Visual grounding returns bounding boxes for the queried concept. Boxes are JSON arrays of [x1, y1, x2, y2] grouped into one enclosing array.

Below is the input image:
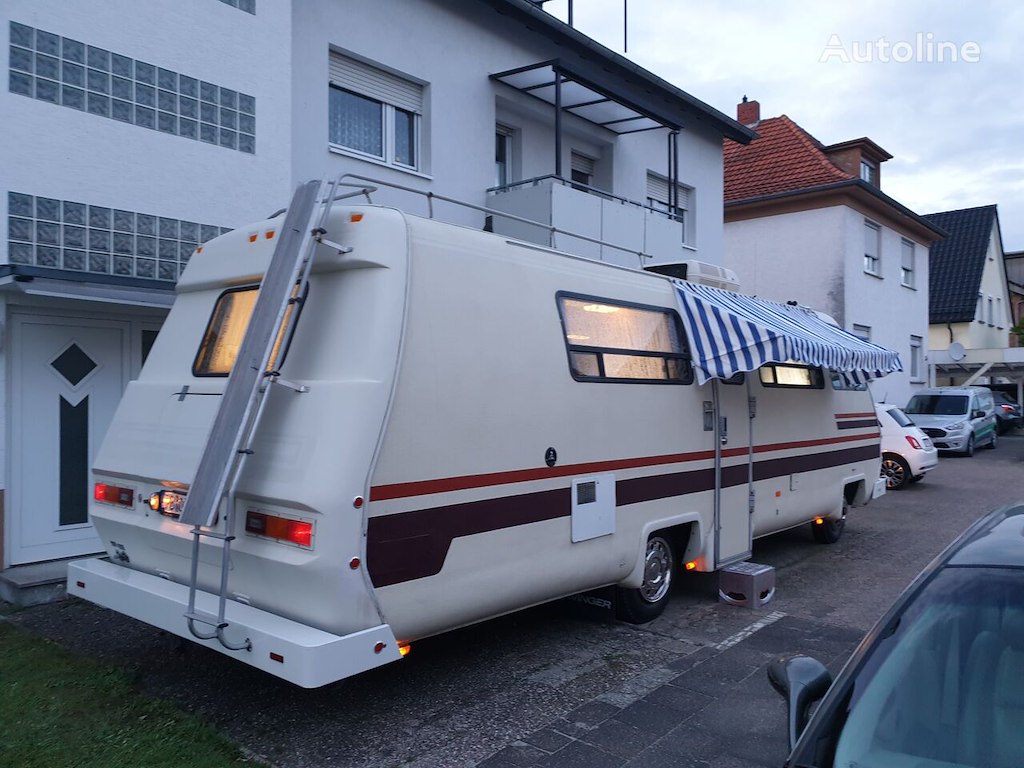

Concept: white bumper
[[67, 558, 402, 688]]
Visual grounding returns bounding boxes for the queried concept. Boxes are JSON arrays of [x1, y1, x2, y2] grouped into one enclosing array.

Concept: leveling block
[[718, 562, 776, 608]]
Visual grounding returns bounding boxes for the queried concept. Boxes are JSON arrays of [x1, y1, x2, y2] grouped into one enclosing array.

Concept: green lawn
[[0, 620, 255, 768]]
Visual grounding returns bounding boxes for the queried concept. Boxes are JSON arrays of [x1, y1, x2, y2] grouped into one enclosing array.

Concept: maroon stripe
[[366, 444, 879, 587], [836, 419, 877, 430]]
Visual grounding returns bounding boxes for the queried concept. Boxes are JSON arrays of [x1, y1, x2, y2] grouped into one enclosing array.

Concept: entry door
[[712, 377, 754, 567], [9, 315, 129, 564]]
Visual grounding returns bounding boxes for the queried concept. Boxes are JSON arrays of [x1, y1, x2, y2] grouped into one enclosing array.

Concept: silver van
[[904, 386, 997, 456]]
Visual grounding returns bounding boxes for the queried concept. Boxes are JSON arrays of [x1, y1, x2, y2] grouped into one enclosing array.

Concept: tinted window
[[906, 394, 969, 416], [827, 567, 1024, 767], [759, 363, 823, 389], [885, 407, 915, 428], [557, 293, 692, 384]]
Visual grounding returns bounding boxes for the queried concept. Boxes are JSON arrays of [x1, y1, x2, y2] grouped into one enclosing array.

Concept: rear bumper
[[67, 558, 402, 688]]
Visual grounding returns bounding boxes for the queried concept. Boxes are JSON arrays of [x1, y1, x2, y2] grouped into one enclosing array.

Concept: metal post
[[554, 70, 562, 179]]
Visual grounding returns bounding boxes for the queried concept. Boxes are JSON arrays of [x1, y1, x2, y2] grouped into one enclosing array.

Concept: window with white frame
[[860, 159, 876, 184], [647, 173, 693, 246], [910, 335, 923, 380], [852, 324, 872, 341], [495, 125, 513, 188], [977, 292, 984, 322], [900, 238, 915, 287], [328, 51, 422, 170], [864, 220, 881, 275]]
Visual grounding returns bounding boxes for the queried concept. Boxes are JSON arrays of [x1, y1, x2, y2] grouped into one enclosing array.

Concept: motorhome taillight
[[149, 490, 187, 518], [94, 483, 134, 508], [245, 511, 313, 547]]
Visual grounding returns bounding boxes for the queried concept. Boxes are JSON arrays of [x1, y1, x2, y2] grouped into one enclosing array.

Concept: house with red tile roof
[[722, 98, 944, 405]]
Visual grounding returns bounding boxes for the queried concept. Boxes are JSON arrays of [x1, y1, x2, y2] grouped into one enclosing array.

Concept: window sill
[[901, 282, 917, 290], [328, 144, 433, 181], [863, 270, 883, 279]]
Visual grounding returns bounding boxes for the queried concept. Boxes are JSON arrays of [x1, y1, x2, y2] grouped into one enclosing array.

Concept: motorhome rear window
[[192, 286, 297, 377], [759, 363, 824, 388], [557, 293, 692, 384]]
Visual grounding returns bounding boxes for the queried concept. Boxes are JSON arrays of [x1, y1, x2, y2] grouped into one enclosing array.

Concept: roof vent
[[645, 260, 741, 292]]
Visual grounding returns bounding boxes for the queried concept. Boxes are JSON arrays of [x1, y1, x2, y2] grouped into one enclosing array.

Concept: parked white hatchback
[[876, 403, 939, 490]]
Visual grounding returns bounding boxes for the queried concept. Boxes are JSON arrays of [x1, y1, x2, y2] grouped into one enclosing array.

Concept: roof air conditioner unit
[[645, 260, 740, 292]]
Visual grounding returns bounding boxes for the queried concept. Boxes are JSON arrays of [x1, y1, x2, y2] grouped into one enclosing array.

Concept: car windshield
[[905, 394, 969, 416], [830, 566, 1024, 768]]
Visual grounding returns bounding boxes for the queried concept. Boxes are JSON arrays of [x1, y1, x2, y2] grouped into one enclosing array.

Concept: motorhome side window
[[193, 286, 297, 376], [557, 293, 692, 383], [759, 363, 824, 389]]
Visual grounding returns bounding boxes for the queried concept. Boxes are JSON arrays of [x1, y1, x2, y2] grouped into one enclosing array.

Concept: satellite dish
[[948, 341, 966, 361]]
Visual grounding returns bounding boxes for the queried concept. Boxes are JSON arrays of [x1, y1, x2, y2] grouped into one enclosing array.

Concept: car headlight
[[945, 421, 966, 432]]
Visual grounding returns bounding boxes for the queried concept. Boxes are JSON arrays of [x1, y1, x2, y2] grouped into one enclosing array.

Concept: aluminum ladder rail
[[178, 177, 338, 651]]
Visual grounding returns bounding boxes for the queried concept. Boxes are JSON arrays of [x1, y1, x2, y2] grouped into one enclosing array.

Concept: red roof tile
[[723, 115, 854, 203]]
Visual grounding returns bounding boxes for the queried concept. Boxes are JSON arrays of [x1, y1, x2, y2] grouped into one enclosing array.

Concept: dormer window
[[860, 159, 876, 184]]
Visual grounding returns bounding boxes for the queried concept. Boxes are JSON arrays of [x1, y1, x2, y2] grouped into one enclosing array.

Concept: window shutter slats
[[647, 173, 689, 209], [571, 152, 595, 175], [329, 51, 422, 113]]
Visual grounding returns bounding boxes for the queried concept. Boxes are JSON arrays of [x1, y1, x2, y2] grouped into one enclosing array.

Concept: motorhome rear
[[69, 181, 897, 687]]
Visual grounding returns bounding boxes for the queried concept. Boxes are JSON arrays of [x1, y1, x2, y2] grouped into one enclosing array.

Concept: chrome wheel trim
[[881, 457, 906, 489], [639, 537, 673, 603]]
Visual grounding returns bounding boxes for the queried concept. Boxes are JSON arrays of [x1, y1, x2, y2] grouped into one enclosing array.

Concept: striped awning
[[674, 281, 903, 385]]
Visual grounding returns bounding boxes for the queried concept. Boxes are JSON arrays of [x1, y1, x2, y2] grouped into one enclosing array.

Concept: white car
[[876, 403, 939, 490]]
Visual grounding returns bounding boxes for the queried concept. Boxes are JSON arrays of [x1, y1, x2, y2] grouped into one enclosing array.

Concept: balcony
[[486, 176, 689, 269]]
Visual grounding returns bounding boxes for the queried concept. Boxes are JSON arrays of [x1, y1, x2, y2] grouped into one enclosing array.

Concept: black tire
[[616, 534, 675, 624], [812, 502, 847, 544], [963, 434, 975, 457], [880, 453, 911, 491], [987, 431, 998, 450]]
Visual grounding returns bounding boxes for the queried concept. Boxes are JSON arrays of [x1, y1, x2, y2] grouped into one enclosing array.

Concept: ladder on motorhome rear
[[178, 177, 339, 651]]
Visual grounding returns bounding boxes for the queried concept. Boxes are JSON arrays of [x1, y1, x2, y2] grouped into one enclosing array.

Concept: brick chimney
[[737, 96, 760, 126]]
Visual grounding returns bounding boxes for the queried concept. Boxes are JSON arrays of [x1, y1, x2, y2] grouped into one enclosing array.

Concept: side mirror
[[973, 409, 986, 419], [767, 653, 833, 752]]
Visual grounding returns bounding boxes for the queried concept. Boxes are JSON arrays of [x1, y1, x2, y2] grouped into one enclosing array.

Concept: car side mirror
[[768, 653, 833, 752], [973, 409, 985, 419]]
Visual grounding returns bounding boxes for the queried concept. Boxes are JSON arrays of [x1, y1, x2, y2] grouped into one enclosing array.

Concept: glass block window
[[7, 191, 230, 282], [8, 21, 255, 154], [218, 0, 256, 13]]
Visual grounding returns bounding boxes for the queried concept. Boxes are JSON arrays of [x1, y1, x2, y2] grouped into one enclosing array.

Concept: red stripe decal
[[370, 433, 880, 502]]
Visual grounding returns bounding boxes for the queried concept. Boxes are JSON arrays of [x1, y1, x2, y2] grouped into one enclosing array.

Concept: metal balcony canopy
[[492, 59, 670, 134]]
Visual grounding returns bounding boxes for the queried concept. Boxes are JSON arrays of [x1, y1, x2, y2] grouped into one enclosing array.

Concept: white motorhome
[[68, 179, 899, 687]]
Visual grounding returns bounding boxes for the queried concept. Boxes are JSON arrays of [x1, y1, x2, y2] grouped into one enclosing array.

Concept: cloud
[[540, 0, 1024, 247]]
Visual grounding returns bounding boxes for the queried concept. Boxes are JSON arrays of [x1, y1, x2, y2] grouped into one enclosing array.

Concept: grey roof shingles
[[923, 205, 998, 324]]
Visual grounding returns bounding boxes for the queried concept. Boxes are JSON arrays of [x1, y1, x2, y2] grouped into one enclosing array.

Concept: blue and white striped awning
[[674, 281, 903, 385]]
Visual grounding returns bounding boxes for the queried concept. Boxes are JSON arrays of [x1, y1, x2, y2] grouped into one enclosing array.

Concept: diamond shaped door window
[[51, 343, 97, 387]]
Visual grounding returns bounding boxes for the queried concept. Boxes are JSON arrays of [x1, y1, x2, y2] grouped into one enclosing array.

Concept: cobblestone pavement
[[8, 435, 1023, 767]]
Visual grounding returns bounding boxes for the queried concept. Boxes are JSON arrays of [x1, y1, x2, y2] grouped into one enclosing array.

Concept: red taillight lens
[[94, 483, 134, 508], [904, 435, 922, 450], [245, 511, 313, 547], [1001, 404, 1014, 413]]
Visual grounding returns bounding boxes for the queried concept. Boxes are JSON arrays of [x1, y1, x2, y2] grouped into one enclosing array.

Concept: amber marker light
[[685, 561, 697, 571], [248, 233, 258, 243], [350, 213, 364, 222], [265, 230, 275, 239], [398, 643, 411, 657], [814, 517, 825, 525]]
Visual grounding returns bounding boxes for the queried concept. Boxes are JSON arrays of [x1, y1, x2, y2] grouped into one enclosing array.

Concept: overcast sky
[[539, 0, 1023, 251]]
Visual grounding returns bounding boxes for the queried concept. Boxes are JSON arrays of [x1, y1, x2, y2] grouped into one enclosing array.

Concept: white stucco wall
[[2, 0, 293, 238], [724, 204, 931, 406], [289, 0, 726, 257], [723, 207, 846, 311]]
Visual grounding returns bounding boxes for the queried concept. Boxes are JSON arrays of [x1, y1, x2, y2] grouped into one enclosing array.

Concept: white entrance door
[[712, 377, 755, 567], [9, 314, 129, 564]]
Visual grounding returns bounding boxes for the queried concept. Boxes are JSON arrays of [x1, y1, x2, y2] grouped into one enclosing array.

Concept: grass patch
[[0, 620, 254, 767]]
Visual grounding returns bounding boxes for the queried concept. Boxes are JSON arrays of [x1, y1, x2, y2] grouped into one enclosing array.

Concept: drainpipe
[[554, 70, 562, 179]]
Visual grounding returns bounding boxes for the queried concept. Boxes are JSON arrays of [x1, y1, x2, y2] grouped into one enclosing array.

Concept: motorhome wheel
[[615, 535, 675, 624], [812, 504, 846, 544]]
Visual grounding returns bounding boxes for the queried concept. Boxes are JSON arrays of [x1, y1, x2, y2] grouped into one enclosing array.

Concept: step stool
[[718, 562, 776, 608]]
